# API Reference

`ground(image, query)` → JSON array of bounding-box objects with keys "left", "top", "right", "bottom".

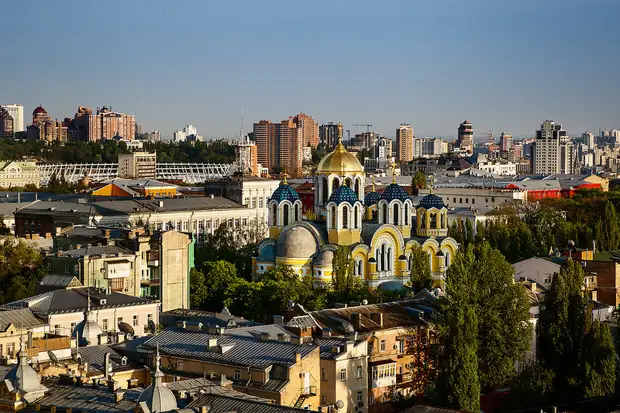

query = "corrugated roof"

[
  {"left": 60, "top": 244, "right": 134, "bottom": 258},
  {"left": 160, "top": 308, "right": 259, "bottom": 328},
  {"left": 141, "top": 325, "right": 316, "bottom": 369},
  {"left": 72, "top": 345, "right": 128, "bottom": 374},
  {"left": 166, "top": 377, "right": 268, "bottom": 403},
  {"left": 186, "top": 392, "right": 310, "bottom": 412},
  {"left": 0, "top": 308, "right": 45, "bottom": 331}
]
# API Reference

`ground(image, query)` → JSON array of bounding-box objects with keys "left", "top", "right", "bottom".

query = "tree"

[
  {"left": 581, "top": 320, "right": 616, "bottom": 398},
  {"left": 331, "top": 246, "right": 359, "bottom": 297},
  {"left": 597, "top": 201, "right": 620, "bottom": 251},
  {"left": 198, "top": 260, "right": 239, "bottom": 311},
  {"left": 537, "top": 260, "right": 587, "bottom": 392},
  {"left": 0, "top": 238, "right": 47, "bottom": 304},
  {"left": 189, "top": 268, "right": 208, "bottom": 309},
  {"left": 439, "top": 245, "right": 480, "bottom": 412},
  {"left": 409, "top": 245, "right": 432, "bottom": 291},
  {"left": 411, "top": 171, "right": 427, "bottom": 195},
  {"left": 473, "top": 242, "right": 532, "bottom": 389},
  {"left": 464, "top": 219, "right": 474, "bottom": 247}
]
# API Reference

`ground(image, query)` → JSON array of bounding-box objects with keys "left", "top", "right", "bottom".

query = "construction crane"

[{"left": 352, "top": 124, "right": 374, "bottom": 134}]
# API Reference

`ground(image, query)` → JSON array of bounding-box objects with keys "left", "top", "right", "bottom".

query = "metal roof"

[
  {"left": 0, "top": 308, "right": 45, "bottom": 331},
  {"left": 141, "top": 325, "right": 316, "bottom": 369},
  {"left": 186, "top": 392, "right": 311, "bottom": 413}
]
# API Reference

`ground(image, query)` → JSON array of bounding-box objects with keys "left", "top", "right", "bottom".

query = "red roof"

[{"left": 33, "top": 105, "right": 47, "bottom": 114}]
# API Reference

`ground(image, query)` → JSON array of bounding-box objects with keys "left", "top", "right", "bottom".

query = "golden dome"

[{"left": 316, "top": 123, "right": 363, "bottom": 174}]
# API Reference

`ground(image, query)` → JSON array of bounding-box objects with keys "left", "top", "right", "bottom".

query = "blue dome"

[
  {"left": 270, "top": 183, "right": 300, "bottom": 202},
  {"left": 419, "top": 193, "right": 445, "bottom": 209},
  {"left": 365, "top": 191, "right": 380, "bottom": 206},
  {"left": 380, "top": 183, "right": 410, "bottom": 202},
  {"left": 328, "top": 185, "right": 359, "bottom": 205}
]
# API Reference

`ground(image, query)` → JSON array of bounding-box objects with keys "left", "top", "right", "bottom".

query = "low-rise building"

[
  {"left": 513, "top": 257, "right": 562, "bottom": 290},
  {"left": 135, "top": 324, "right": 321, "bottom": 410},
  {"left": 118, "top": 152, "right": 156, "bottom": 179},
  {"left": 0, "top": 161, "right": 40, "bottom": 189},
  {"left": 91, "top": 178, "right": 178, "bottom": 198},
  {"left": 1, "top": 287, "right": 160, "bottom": 340}
]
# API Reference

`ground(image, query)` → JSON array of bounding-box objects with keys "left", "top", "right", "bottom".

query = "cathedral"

[{"left": 253, "top": 123, "right": 458, "bottom": 290}]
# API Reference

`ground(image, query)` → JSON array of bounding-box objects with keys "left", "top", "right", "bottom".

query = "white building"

[
  {"left": 173, "top": 125, "right": 199, "bottom": 142},
  {"left": 583, "top": 131, "right": 596, "bottom": 151},
  {"left": 513, "top": 257, "right": 561, "bottom": 290},
  {"left": 417, "top": 186, "right": 526, "bottom": 210},
  {"left": 413, "top": 137, "right": 446, "bottom": 158},
  {"left": 534, "top": 120, "right": 567, "bottom": 175},
  {"left": 0, "top": 104, "right": 24, "bottom": 133},
  {"left": 475, "top": 154, "right": 517, "bottom": 176},
  {"left": 0, "top": 161, "right": 40, "bottom": 188}
]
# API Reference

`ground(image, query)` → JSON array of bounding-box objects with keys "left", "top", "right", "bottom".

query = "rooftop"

[
  {"left": 0, "top": 308, "right": 45, "bottom": 331},
  {"left": 1, "top": 287, "right": 158, "bottom": 316},
  {"left": 160, "top": 308, "right": 260, "bottom": 329}
]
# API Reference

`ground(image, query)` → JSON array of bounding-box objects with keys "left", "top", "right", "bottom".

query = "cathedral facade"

[{"left": 253, "top": 124, "right": 458, "bottom": 291}]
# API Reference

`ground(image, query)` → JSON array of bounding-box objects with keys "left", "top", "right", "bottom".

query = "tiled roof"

[
  {"left": 328, "top": 185, "right": 358, "bottom": 205},
  {"left": 141, "top": 324, "right": 316, "bottom": 369},
  {"left": 72, "top": 345, "right": 128, "bottom": 374},
  {"left": 1, "top": 288, "right": 158, "bottom": 316},
  {"left": 0, "top": 308, "right": 45, "bottom": 331},
  {"left": 59, "top": 244, "right": 134, "bottom": 258},
  {"left": 160, "top": 308, "right": 260, "bottom": 328},
  {"left": 418, "top": 194, "right": 445, "bottom": 209},
  {"left": 380, "top": 183, "right": 410, "bottom": 202},
  {"left": 270, "top": 184, "right": 300, "bottom": 203},
  {"left": 166, "top": 377, "right": 267, "bottom": 403},
  {"left": 364, "top": 191, "right": 380, "bottom": 206}
]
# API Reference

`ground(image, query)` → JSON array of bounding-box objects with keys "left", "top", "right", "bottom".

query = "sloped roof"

[
  {"left": 1, "top": 287, "right": 158, "bottom": 316},
  {"left": 186, "top": 392, "right": 311, "bottom": 413},
  {"left": 0, "top": 308, "right": 45, "bottom": 331},
  {"left": 141, "top": 324, "right": 316, "bottom": 369},
  {"left": 160, "top": 308, "right": 259, "bottom": 328}
]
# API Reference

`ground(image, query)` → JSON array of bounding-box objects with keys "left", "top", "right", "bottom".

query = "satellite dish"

[
  {"left": 336, "top": 400, "right": 344, "bottom": 409},
  {"left": 148, "top": 319, "right": 156, "bottom": 334},
  {"left": 118, "top": 322, "right": 135, "bottom": 336},
  {"left": 125, "top": 332, "right": 134, "bottom": 341},
  {"left": 48, "top": 350, "right": 59, "bottom": 365},
  {"left": 362, "top": 299, "right": 368, "bottom": 305}
]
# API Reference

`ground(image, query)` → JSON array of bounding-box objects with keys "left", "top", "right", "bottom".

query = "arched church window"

[
  {"left": 343, "top": 206, "right": 349, "bottom": 229},
  {"left": 283, "top": 204, "right": 290, "bottom": 226},
  {"left": 404, "top": 204, "right": 409, "bottom": 225},
  {"left": 445, "top": 251, "right": 451, "bottom": 266},
  {"left": 295, "top": 204, "right": 300, "bottom": 222},
  {"left": 428, "top": 252, "right": 433, "bottom": 271},
  {"left": 354, "top": 206, "right": 359, "bottom": 228},
  {"left": 355, "top": 179, "right": 361, "bottom": 199},
  {"left": 332, "top": 178, "right": 340, "bottom": 193},
  {"left": 271, "top": 204, "right": 277, "bottom": 226},
  {"left": 430, "top": 212, "right": 437, "bottom": 228},
  {"left": 345, "top": 178, "right": 352, "bottom": 187},
  {"left": 331, "top": 205, "right": 337, "bottom": 229},
  {"left": 393, "top": 204, "right": 400, "bottom": 225},
  {"left": 382, "top": 204, "right": 388, "bottom": 224},
  {"left": 420, "top": 211, "right": 425, "bottom": 227},
  {"left": 387, "top": 247, "right": 392, "bottom": 271}
]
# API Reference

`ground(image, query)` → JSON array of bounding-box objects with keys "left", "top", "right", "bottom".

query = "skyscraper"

[
  {"left": 534, "top": 120, "right": 567, "bottom": 174},
  {"left": 396, "top": 123, "right": 414, "bottom": 162},
  {"left": 72, "top": 106, "right": 135, "bottom": 141},
  {"left": 0, "top": 107, "right": 14, "bottom": 137},
  {"left": 319, "top": 122, "right": 339, "bottom": 149},
  {"left": 290, "top": 113, "right": 319, "bottom": 148},
  {"left": 253, "top": 118, "right": 304, "bottom": 177},
  {"left": 582, "top": 131, "right": 595, "bottom": 151},
  {"left": 0, "top": 104, "right": 24, "bottom": 133},
  {"left": 457, "top": 120, "right": 474, "bottom": 154},
  {"left": 499, "top": 132, "right": 513, "bottom": 154}
]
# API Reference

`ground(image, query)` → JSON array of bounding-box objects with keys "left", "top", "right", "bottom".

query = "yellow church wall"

[{"left": 327, "top": 229, "right": 361, "bottom": 245}]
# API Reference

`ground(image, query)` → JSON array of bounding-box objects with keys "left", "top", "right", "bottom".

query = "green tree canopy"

[
  {"left": 331, "top": 246, "right": 360, "bottom": 297},
  {"left": 409, "top": 245, "right": 432, "bottom": 292}
]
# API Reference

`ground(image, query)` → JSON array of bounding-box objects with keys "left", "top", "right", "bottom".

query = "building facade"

[
  {"left": 73, "top": 106, "right": 136, "bottom": 141},
  {"left": 0, "top": 104, "right": 23, "bottom": 135},
  {"left": 118, "top": 152, "right": 157, "bottom": 179},
  {"left": 0, "top": 161, "right": 40, "bottom": 188},
  {"left": 534, "top": 120, "right": 567, "bottom": 175},
  {"left": 320, "top": 122, "right": 339, "bottom": 149},
  {"left": 396, "top": 123, "right": 414, "bottom": 162},
  {"left": 457, "top": 120, "right": 474, "bottom": 154}
]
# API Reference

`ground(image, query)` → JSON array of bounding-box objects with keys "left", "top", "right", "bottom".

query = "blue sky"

[{"left": 1, "top": 0, "right": 618, "bottom": 139}]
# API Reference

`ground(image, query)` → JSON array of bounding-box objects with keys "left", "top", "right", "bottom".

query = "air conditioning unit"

[{"left": 580, "top": 261, "right": 587, "bottom": 267}]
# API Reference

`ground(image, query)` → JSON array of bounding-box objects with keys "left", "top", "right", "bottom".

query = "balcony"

[
  {"left": 147, "top": 250, "right": 160, "bottom": 267},
  {"left": 369, "top": 349, "right": 398, "bottom": 362},
  {"left": 141, "top": 277, "right": 160, "bottom": 286},
  {"left": 397, "top": 372, "right": 413, "bottom": 384},
  {"left": 371, "top": 375, "right": 396, "bottom": 388}
]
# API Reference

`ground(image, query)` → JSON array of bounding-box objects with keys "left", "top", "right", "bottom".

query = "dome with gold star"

[{"left": 316, "top": 122, "right": 363, "bottom": 174}]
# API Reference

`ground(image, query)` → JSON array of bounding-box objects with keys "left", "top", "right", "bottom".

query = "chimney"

[
  {"left": 107, "top": 379, "right": 118, "bottom": 392},
  {"left": 295, "top": 352, "right": 301, "bottom": 364},
  {"left": 104, "top": 353, "right": 111, "bottom": 378},
  {"left": 277, "top": 333, "right": 290, "bottom": 342},
  {"left": 66, "top": 408, "right": 72, "bottom": 413},
  {"left": 200, "top": 406, "right": 208, "bottom": 413},
  {"left": 114, "top": 390, "right": 125, "bottom": 403},
  {"left": 273, "top": 315, "right": 284, "bottom": 324},
  {"left": 530, "top": 282, "right": 537, "bottom": 293},
  {"left": 291, "top": 336, "right": 303, "bottom": 345},
  {"left": 321, "top": 328, "right": 332, "bottom": 338},
  {"left": 330, "top": 345, "right": 341, "bottom": 354},
  {"left": 55, "top": 227, "right": 62, "bottom": 236},
  {"left": 105, "top": 229, "right": 111, "bottom": 238},
  {"left": 345, "top": 340, "right": 354, "bottom": 352},
  {"left": 176, "top": 320, "right": 187, "bottom": 329},
  {"left": 259, "top": 332, "right": 271, "bottom": 342},
  {"left": 50, "top": 407, "right": 56, "bottom": 413},
  {"left": 591, "top": 290, "right": 598, "bottom": 301},
  {"left": 45, "top": 232, "right": 52, "bottom": 239},
  {"left": 207, "top": 338, "right": 218, "bottom": 350},
  {"left": 370, "top": 312, "right": 383, "bottom": 327},
  {"left": 158, "top": 201, "right": 164, "bottom": 208},
  {"left": 35, "top": 403, "right": 41, "bottom": 411},
  {"left": 350, "top": 313, "right": 361, "bottom": 329}
]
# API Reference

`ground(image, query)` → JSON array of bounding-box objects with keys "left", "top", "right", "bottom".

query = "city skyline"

[{"left": 1, "top": 0, "right": 618, "bottom": 139}]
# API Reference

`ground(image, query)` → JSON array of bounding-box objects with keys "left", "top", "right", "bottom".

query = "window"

[
  {"left": 393, "top": 203, "right": 399, "bottom": 225},
  {"left": 380, "top": 340, "right": 386, "bottom": 351},
  {"left": 472, "top": 198, "right": 476, "bottom": 204},
  {"left": 70, "top": 322, "right": 76, "bottom": 331},
  {"left": 283, "top": 204, "right": 290, "bottom": 226},
  {"left": 399, "top": 340, "right": 405, "bottom": 354},
  {"left": 234, "top": 370, "right": 241, "bottom": 381},
  {"left": 64, "top": 263, "right": 72, "bottom": 273},
  {"left": 356, "top": 366, "right": 363, "bottom": 379},
  {"left": 465, "top": 198, "right": 469, "bottom": 204},
  {"left": 340, "top": 369, "right": 347, "bottom": 381},
  {"left": 342, "top": 206, "right": 348, "bottom": 229},
  {"left": 47, "top": 262, "right": 51, "bottom": 271},
  {"left": 357, "top": 391, "right": 363, "bottom": 405},
  {"left": 321, "top": 395, "right": 327, "bottom": 404},
  {"left": 321, "top": 368, "right": 327, "bottom": 381},
  {"left": 147, "top": 314, "right": 153, "bottom": 322},
  {"left": 244, "top": 197, "right": 249, "bottom": 206},
  {"left": 133, "top": 315, "right": 139, "bottom": 326},
  {"left": 117, "top": 317, "right": 123, "bottom": 327},
  {"left": 177, "top": 360, "right": 184, "bottom": 371},
  {"left": 453, "top": 197, "right": 456, "bottom": 203},
  {"left": 459, "top": 198, "right": 462, "bottom": 203},
  {"left": 371, "top": 363, "right": 397, "bottom": 380},
  {"left": 102, "top": 319, "right": 108, "bottom": 331}
]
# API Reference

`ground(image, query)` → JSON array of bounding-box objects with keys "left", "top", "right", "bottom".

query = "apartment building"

[
  {"left": 118, "top": 152, "right": 157, "bottom": 179},
  {"left": 0, "top": 161, "right": 40, "bottom": 188},
  {"left": 396, "top": 123, "right": 414, "bottom": 162},
  {"left": 457, "top": 120, "right": 474, "bottom": 154},
  {"left": 72, "top": 106, "right": 136, "bottom": 141},
  {"left": 1, "top": 287, "right": 159, "bottom": 340},
  {"left": 136, "top": 324, "right": 321, "bottom": 410},
  {"left": 45, "top": 228, "right": 192, "bottom": 312},
  {"left": 417, "top": 186, "right": 526, "bottom": 209}
]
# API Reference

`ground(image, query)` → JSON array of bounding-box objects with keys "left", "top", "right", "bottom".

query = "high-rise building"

[
  {"left": 499, "top": 132, "right": 513, "bottom": 154},
  {"left": 173, "top": 125, "right": 199, "bottom": 142},
  {"left": 236, "top": 136, "right": 259, "bottom": 176},
  {"left": 147, "top": 131, "right": 161, "bottom": 142},
  {"left": 253, "top": 116, "right": 310, "bottom": 178},
  {"left": 319, "top": 122, "right": 339, "bottom": 148},
  {"left": 0, "top": 104, "right": 24, "bottom": 133},
  {"left": 373, "top": 137, "right": 392, "bottom": 160},
  {"left": 412, "top": 137, "right": 446, "bottom": 158},
  {"left": 118, "top": 152, "right": 157, "bottom": 179},
  {"left": 582, "top": 131, "right": 595, "bottom": 151},
  {"left": 0, "top": 107, "right": 14, "bottom": 137},
  {"left": 457, "top": 120, "right": 474, "bottom": 154},
  {"left": 559, "top": 140, "right": 576, "bottom": 174},
  {"left": 72, "top": 106, "right": 136, "bottom": 141},
  {"left": 26, "top": 105, "right": 68, "bottom": 143},
  {"left": 396, "top": 123, "right": 414, "bottom": 162},
  {"left": 290, "top": 113, "right": 319, "bottom": 148},
  {"left": 534, "top": 120, "right": 567, "bottom": 175}
]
